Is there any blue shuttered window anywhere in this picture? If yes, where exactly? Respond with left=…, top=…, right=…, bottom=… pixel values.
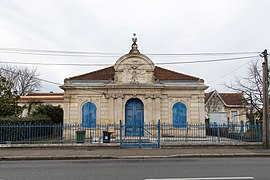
left=172, top=102, right=187, bottom=128
left=82, top=102, right=96, bottom=128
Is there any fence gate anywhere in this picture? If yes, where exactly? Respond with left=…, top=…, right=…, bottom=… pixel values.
left=120, top=120, right=160, bottom=148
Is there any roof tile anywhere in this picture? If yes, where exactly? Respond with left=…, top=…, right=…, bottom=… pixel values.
left=205, top=91, right=247, bottom=106
left=219, top=93, right=247, bottom=106
left=70, top=66, right=115, bottom=80
left=69, top=66, right=201, bottom=81
left=154, top=66, right=200, bottom=81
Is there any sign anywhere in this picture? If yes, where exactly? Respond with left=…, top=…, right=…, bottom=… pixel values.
left=209, top=112, right=228, bottom=125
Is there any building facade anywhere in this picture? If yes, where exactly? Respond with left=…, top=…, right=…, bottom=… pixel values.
left=60, top=37, right=208, bottom=136
left=205, top=90, right=248, bottom=124
left=19, top=92, right=64, bottom=117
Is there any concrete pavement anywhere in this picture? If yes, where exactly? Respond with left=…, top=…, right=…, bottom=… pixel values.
left=1, top=144, right=270, bottom=161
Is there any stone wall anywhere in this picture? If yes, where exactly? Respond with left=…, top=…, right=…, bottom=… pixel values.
left=63, top=87, right=206, bottom=125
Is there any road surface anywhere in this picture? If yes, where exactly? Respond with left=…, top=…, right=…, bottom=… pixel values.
left=0, top=158, right=269, bottom=180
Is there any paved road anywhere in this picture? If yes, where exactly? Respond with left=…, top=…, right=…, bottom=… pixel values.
left=0, top=158, right=269, bottom=180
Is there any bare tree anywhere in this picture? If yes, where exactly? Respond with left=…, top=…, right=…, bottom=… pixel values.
left=0, top=65, right=41, bottom=96
left=226, top=59, right=264, bottom=122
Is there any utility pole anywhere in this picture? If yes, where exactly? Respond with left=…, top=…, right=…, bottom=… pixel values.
left=262, top=49, right=269, bottom=149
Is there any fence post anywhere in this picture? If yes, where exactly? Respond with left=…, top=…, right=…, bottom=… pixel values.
left=0, top=125, right=2, bottom=143
left=185, top=122, right=189, bottom=142
left=28, top=123, right=31, bottom=144
left=240, top=122, right=244, bottom=141
left=258, top=122, right=263, bottom=142
left=139, top=123, right=142, bottom=148
left=217, top=126, right=220, bottom=142
left=59, top=123, right=63, bottom=144
left=157, top=119, right=160, bottom=148
left=89, top=124, right=92, bottom=143
left=120, top=120, right=123, bottom=147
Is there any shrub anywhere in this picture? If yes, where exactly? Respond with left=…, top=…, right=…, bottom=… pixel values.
left=31, top=104, right=63, bottom=124
left=0, top=115, right=51, bottom=125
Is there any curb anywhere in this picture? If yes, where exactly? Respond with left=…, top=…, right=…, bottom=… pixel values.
left=0, top=143, right=263, bottom=149
left=0, top=143, right=120, bottom=148
left=1, top=153, right=270, bottom=161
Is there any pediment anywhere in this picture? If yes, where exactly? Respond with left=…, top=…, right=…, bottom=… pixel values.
left=114, top=54, right=155, bottom=84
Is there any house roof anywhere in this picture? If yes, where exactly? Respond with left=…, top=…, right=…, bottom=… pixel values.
left=20, top=92, right=64, bottom=101
left=25, top=92, right=64, bottom=96
left=153, top=66, right=200, bottom=81
left=70, top=66, right=115, bottom=81
left=219, top=93, right=247, bottom=106
left=205, top=91, right=247, bottom=107
left=69, top=66, right=201, bottom=81
left=205, top=91, right=214, bottom=103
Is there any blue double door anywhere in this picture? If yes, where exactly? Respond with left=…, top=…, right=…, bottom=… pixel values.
left=125, top=98, right=144, bottom=136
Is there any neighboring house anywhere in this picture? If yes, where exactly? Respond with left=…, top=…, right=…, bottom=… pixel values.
left=19, top=92, right=64, bottom=117
left=60, top=37, right=208, bottom=136
left=205, top=90, right=248, bottom=124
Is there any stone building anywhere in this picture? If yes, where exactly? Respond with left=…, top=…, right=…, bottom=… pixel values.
left=60, top=37, right=208, bottom=136
left=19, top=92, right=64, bottom=117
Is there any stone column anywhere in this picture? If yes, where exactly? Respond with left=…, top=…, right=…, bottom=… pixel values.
left=107, top=95, right=115, bottom=124
left=63, top=94, right=71, bottom=124
left=113, top=95, right=118, bottom=124
left=190, top=95, right=199, bottom=124
left=160, top=95, right=169, bottom=123
left=116, top=95, right=124, bottom=124
left=100, top=95, right=109, bottom=124
left=152, top=96, right=155, bottom=122
left=154, top=96, right=161, bottom=122
left=144, top=95, right=152, bottom=123
left=198, top=94, right=205, bottom=124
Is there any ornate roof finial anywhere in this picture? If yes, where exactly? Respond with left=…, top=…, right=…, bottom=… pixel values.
left=132, top=33, right=137, bottom=43
left=129, top=33, right=140, bottom=54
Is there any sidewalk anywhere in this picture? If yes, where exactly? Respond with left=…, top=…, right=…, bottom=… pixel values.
left=1, top=144, right=270, bottom=161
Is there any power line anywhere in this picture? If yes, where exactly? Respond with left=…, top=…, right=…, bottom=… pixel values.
left=0, top=47, right=261, bottom=57
left=207, top=57, right=259, bottom=84
left=0, top=67, right=62, bottom=86
left=0, top=55, right=260, bottom=67
left=147, top=52, right=261, bottom=56
left=156, top=55, right=259, bottom=65
left=0, top=60, right=112, bottom=66
left=0, top=67, right=107, bottom=94
left=0, top=51, right=120, bottom=58
left=0, top=47, right=120, bottom=55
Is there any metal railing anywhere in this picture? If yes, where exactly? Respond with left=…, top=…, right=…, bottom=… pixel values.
left=0, top=123, right=120, bottom=144
left=0, top=122, right=263, bottom=145
left=120, top=120, right=160, bottom=148
left=160, top=123, right=262, bottom=144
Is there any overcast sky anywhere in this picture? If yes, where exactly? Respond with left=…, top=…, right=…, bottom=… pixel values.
left=0, top=0, right=269, bottom=93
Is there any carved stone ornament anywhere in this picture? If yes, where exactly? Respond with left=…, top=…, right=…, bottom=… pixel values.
left=113, top=35, right=155, bottom=84
left=120, top=59, right=149, bottom=84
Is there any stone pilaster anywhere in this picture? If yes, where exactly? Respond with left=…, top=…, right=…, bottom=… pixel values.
left=160, top=95, right=169, bottom=123
left=154, top=96, right=161, bottom=122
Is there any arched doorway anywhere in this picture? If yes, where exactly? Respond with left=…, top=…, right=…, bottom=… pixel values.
left=125, top=98, right=144, bottom=136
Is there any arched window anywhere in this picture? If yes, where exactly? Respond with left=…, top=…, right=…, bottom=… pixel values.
left=82, top=102, right=96, bottom=128
left=172, top=102, right=187, bottom=128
